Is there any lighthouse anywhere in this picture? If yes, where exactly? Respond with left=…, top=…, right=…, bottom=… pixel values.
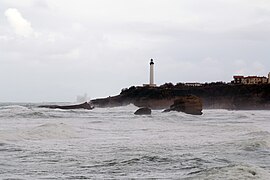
left=149, top=59, right=156, bottom=87
left=150, top=59, right=154, bottom=85
left=143, top=59, right=157, bottom=87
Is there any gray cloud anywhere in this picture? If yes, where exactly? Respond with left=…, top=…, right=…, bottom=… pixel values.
left=1, top=0, right=270, bottom=102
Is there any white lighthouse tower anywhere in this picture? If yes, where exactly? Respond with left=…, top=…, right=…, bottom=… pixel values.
left=150, top=59, right=154, bottom=85
left=149, top=59, right=156, bottom=87
left=143, top=59, right=157, bottom=87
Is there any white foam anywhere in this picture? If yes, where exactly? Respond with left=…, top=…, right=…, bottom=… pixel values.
left=0, top=123, right=76, bottom=141
left=25, top=123, right=76, bottom=140
left=192, top=164, right=270, bottom=180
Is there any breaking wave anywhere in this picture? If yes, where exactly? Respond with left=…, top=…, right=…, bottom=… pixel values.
left=0, top=123, right=76, bottom=141
left=239, top=131, right=270, bottom=151
left=189, top=164, right=270, bottom=180
left=24, top=123, right=76, bottom=140
left=0, top=104, right=94, bottom=119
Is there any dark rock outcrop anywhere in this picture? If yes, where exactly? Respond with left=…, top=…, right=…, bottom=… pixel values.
left=38, top=102, right=94, bottom=110
left=163, top=95, right=202, bottom=115
left=91, top=95, right=129, bottom=108
left=134, top=107, right=152, bottom=115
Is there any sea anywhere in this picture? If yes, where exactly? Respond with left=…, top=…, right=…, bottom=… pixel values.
left=0, top=103, right=270, bottom=180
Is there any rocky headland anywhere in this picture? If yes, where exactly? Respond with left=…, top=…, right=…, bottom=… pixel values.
left=91, top=83, right=270, bottom=110
left=92, top=88, right=203, bottom=115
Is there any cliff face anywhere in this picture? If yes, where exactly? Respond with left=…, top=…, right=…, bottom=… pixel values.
left=183, top=84, right=270, bottom=110
left=91, top=95, right=130, bottom=108
left=92, top=84, right=270, bottom=110
left=133, top=98, right=175, bottom=109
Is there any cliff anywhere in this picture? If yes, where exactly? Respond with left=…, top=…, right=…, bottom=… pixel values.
left=92, top=84, right=270, bottom=110
left=174, top=83, right=270, bottom=110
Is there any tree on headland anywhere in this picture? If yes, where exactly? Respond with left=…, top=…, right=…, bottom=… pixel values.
left=160, top=82, right=174, bottom=89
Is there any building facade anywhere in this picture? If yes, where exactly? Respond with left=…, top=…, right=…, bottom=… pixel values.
left=185, top=83, right=203, bottom=87
left=233, top=76, right=245, bottom=84
left=233, top=75, right=268, bottom=85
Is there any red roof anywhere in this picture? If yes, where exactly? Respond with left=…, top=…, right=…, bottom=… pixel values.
left=233, top=76, right=244, bottom=78
left=234, top=75, right=267, bottom=79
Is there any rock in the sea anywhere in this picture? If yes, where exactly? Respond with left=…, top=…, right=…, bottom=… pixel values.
left=164, top=95, right=202, bottom=115
left=38, top=102, right=94, bottom=110
left=134, top=107, right=151, bottom=115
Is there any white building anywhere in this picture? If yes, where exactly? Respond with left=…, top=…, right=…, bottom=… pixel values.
left=185, top=83, right=203, bottom=87
left=233, top=75, right=268, bottom=85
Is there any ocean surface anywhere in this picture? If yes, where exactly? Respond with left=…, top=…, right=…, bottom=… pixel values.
left=0, top=103, right=270, bottom=179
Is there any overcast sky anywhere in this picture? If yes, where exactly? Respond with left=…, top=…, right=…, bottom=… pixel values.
left=1, top=0, right=270, bottom=102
